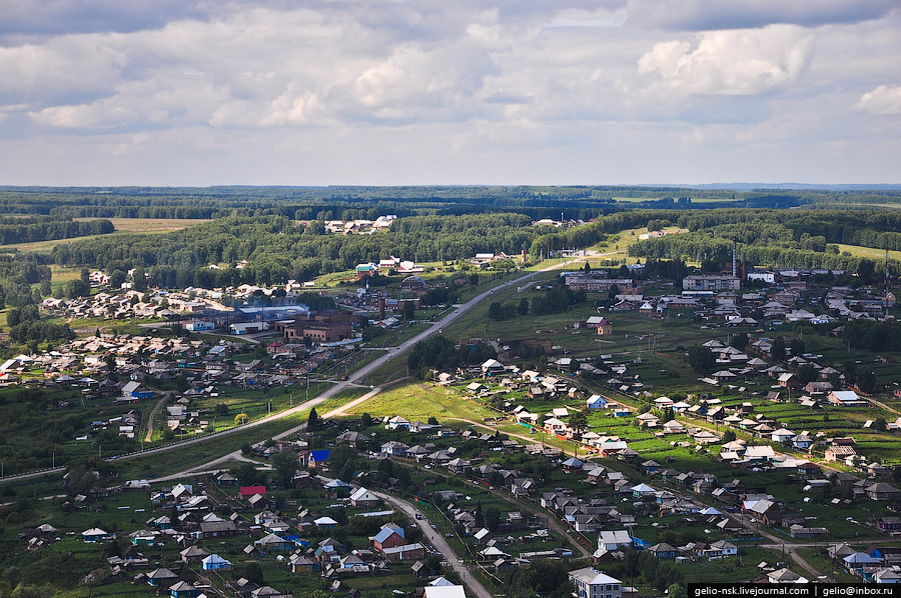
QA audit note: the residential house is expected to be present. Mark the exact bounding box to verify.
[569,567,623,598]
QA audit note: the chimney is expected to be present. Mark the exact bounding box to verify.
[732,240,737,278]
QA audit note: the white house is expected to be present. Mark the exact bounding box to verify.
[569,567,623,598]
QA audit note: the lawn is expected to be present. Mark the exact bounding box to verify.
[344,382,497,422]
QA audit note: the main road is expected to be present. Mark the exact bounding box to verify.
[0,260,576,485]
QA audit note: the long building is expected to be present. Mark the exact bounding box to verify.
[682,275,740,292]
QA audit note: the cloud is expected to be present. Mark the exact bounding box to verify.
[0,38,127,105]
[856,85,901,115]
[637,25,814,96]
[625,0,897,31]
[0,1,899,185]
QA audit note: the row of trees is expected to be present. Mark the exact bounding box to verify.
[0,215,113,245]
[47,214,541,287]
[487,285,587,321]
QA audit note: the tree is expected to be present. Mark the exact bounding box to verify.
[790,338,806,357]
[234,413,248,426]
[797,363,818,386]
[484,506,501,532]
[518,297,530,316]
[730,332,749,350]
[875,418,888,432]
[403,301,415,321]
[361,412,372,428]
[488,302,505,321]
[272,449,298,488]
[568,409,589,435]
[771,336,786,361]
[686,345,715,374]
[858,370,878,394]
[308,407,320,431]
[244,563,264,586]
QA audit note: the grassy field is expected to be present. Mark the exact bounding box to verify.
[0,218,208,253]
[834,242,901,262]
[344,382,496,422]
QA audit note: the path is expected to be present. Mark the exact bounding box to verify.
[144,392,171,443]
[369,489,492,598]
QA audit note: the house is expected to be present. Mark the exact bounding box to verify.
[825,446,857,463]
[481,359,505,376]
[258,533,292,551]
[373,524,406,552]
[829,390,867,407]
[289,554,321,574]
[742,499,782,526]
[767,568,809,584]
[586,395,607,410]
[598,530,633,551]
[744,446,776,462]
[146,568,179,588]
[180,546,210,564]
[349,487,380,509]
[876,517,901,532]
[569,567,623,598]
[771,428,796,443]
[380,441,409,457]
[866,483,901,501]
[792,435,814,451]
[701,540,738,559]
[199,520,237,539]
[595,318,613,335]
[121,381,152,399]
[647,543,679,559]
[169,581,201,598]
[82,528,113,543]
[239,486,267,498]
[382,542,426,561]
[202,554,233,571]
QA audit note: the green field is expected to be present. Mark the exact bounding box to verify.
[1,218,209,254]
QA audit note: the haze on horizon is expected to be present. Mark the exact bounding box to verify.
[0,1,899,187]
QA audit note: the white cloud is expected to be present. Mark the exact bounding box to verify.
[637,25,814,96]
[856,85,901,115]
[0,1,900,184]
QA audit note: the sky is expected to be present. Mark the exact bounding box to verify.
[0,0,900,187]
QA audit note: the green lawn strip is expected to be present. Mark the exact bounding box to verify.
[110,397,348,481]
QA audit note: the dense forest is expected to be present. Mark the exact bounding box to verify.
[628,209,901,273]
[0,215,114,245]
[3,185,901,223]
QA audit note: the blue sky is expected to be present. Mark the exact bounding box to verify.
[1,0,899,186]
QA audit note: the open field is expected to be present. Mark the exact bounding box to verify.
[0,218,209,253]
[75,217,210,232]
[834,242,901,262]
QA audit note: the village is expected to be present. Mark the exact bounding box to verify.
[6,251,901,598]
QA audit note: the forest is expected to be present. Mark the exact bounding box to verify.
[627,209,901,273]
[0,215,114,245]
[3,185,901,223]
[48,213,543,287]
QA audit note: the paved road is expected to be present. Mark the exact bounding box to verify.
[0,261,572,486]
